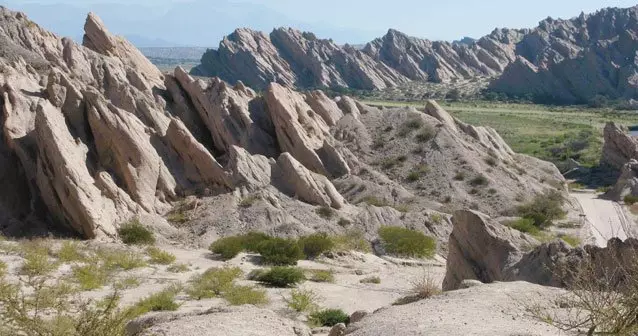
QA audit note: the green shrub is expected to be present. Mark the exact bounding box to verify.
[560,234,581,247]
[624,195,638,205]
[469,174,489,186]
[223,285,268,306]
[507,218,540,235]
[56,241,86,263]
[134,286,181,314]
[298,233,334,259]
[399,119,423,136]
[360,196,388,207]
[72,264,110,290]
[257,267,305,288]
[146,247,176,265]
[378,227,436,258]
[118,219,155,245]
[310,309,349,327]
[240,232,272,252]
[285,288,320,313]
[114,276,141,290]
[257,238,304,266]
[360,276,381,284]
[484,157,497,167]
[209,236,244,260]
[453,172,466,181]
[20,250,58,277]
[98,249,147,271]
[337,218,352,227]
[167,263,190,273]
[307,269,335,283]
[186,267,242,300]
[167,211,188,224]
[315,206,335,220]
[517,190,566,229]
[331,230,372,253]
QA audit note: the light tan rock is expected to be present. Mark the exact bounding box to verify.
[274,153,345,209]
[228,145,273,189]
[304,90,344,126]
[602,122,638,170]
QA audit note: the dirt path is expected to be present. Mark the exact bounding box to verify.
[572,192,632,247]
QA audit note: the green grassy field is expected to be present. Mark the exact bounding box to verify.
[361,100,638,167]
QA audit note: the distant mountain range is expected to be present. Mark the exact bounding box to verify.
[191,5,638,104]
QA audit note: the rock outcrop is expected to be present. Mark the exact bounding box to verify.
[606,159,638,201]
[443,209,638,291]
[490,6,638,103]
[601,122,638,170]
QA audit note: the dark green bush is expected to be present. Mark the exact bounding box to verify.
[517,190,566,229]
[209,236,245,260]
[257,238,304,266]
[256,267,305,287]
[310,309,350,327]
[118,219,155,245]
[624,195,638,205]
[315,206,335,219]
[298,233,334,259]
[378,227,436,258]
[469,174,489,187]
[240,232,272,252]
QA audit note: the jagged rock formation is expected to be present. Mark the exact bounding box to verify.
[0,7,567,249]
[491,6,638,103]
[191,28,409,90]
[606,159,638,201]
[192,5,638,101]
[443,209,638,291]
[601,122,638,170]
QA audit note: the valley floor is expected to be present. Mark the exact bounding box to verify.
[573,191,635,247]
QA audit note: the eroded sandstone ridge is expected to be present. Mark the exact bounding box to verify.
[0,7,565,243]
[193,5,638,103]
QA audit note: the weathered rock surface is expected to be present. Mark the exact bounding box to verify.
[128,306,311,336]
[606,159,638,201]
[601,122,638,170]
[491,6,638,103]
[345,281,567,336]
[443,209,638,291]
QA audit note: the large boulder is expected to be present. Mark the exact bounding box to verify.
[602,122,638,171]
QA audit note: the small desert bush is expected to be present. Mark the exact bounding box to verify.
[223,285,268,306]
[98,249,147,271]
[306,269,335,283]
[559,234,581,247]
[256,267,305,288]
[56,241,86,263]
[469,174,489,186]
[133,285,181,314]
[624,194,638,205]
[257,238,304,266]
[20,249,58,277]
[0,260,6,278]
[71,264,110,290]
[239,194,261,208]
[406,164,429,182]
[146,247,176,265]
[118,219,155,245]
[360,276,381,284]
[337,218,352,227]
[360,196,388,207]
[315,206,335,220]
[398,119,423,136]
[285,288,320,313]
[430,213,443,224]
[298,233,334,259]
[209,236,245,260]
[378,227,436,258]
[453,171,466,181]
[484,157,498,167]
[114,276,141,290]
[240,232,272,252]
[517,190,566,229]
[507,218,540,235]
[415,126,435,143]
[309,309,349,327]
[331,230,372,253]
[186,267,242,300]
[394,271,441,305]
[167,263,190,273]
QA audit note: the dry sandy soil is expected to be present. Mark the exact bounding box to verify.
[572,191,635,247]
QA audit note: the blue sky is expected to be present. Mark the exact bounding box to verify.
[1,0,636,46]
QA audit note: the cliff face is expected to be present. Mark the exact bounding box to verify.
[491,6,638,103]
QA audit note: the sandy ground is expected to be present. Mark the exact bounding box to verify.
[572,191,633,247]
